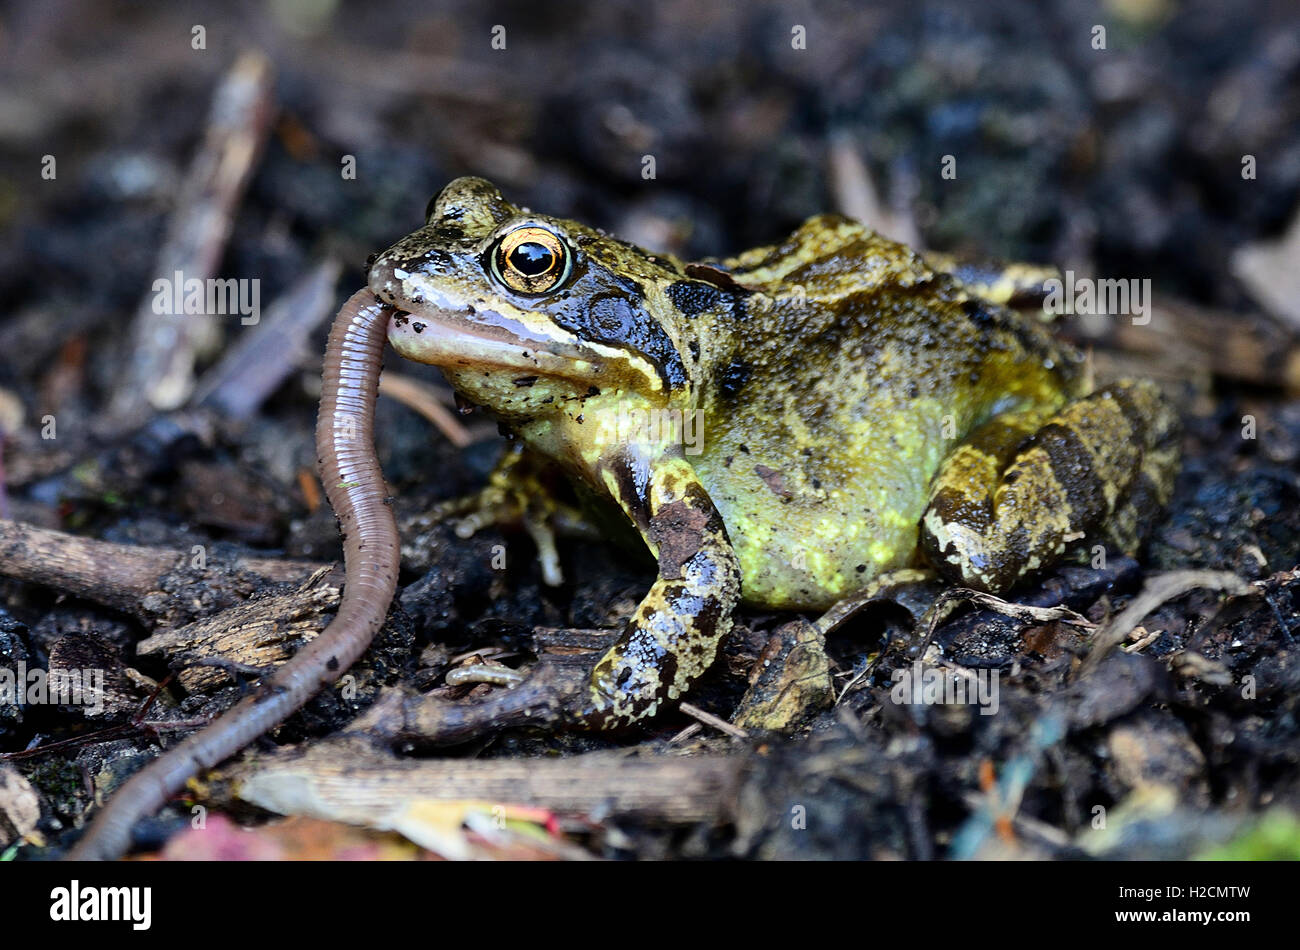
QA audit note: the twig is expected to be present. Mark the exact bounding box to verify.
[112,52,276,419]
[1080,570,1254,675]
[828,129,919,247]
[949,710,1067,859]
[678,702,748,740]
[131,671,176,725]
[960,791,1073,850]
[916,588,1094,662]
[668,723,702,745]
[188,657,277,678]
[0,388,19,520]
[833,659,875,707]
[378,372,474,448]
[445,664,527,688]
[0,718,209,762]
[1232,201,1300,332]
[1120,626,1162,654]
[234,739,746,826]
[0,519,326,620]
[1100,300,1300,394]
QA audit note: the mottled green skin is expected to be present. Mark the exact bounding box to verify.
[688,215,1087,607]
[369,177,1177,727]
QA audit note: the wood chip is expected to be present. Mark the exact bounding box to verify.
[137,569,340,691]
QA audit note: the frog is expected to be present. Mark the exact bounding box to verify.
[369,176,1180,731]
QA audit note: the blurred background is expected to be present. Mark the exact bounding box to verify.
[3,0,1299,312]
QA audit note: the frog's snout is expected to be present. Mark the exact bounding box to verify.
[365,252,405,306]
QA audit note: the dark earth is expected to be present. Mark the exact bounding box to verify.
[1,0,1298,860]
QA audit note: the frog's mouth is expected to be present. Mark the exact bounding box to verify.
[371,274,603,381]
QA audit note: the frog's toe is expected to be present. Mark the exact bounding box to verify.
[447,496,515,538]
[425,483,569,585]
[521,512,564,586]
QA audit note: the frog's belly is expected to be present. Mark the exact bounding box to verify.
[694,431,945,610]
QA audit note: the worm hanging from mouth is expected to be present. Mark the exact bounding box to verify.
[67,288,401,860]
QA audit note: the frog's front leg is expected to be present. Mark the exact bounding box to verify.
[373,449,740,743]
[920,379,1180,592]
[572,450,742,729]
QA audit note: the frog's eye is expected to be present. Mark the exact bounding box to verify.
[490,226,572,295]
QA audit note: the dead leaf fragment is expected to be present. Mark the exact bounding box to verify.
[0,763,41,847]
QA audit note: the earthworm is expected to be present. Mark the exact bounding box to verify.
[67,288,400,859]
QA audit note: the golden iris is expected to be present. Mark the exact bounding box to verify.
[492,226,570,294]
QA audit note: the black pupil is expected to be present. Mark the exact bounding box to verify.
[509,241,555,277]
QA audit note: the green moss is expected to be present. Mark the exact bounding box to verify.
[1196,810,1300,861]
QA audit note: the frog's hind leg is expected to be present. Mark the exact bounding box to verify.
[920,380,1179,592]
[1096,408,1181,556]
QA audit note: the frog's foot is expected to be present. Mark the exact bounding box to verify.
[430,479,567,586]
[920,379,1180,593]
[381,557,739,742]
[426,446,590,587]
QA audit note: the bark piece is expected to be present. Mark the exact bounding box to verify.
[137,571,340,692]
[233,737,744,828]
[733,618,832,731]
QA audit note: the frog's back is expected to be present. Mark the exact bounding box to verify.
[690,216,1084,608]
